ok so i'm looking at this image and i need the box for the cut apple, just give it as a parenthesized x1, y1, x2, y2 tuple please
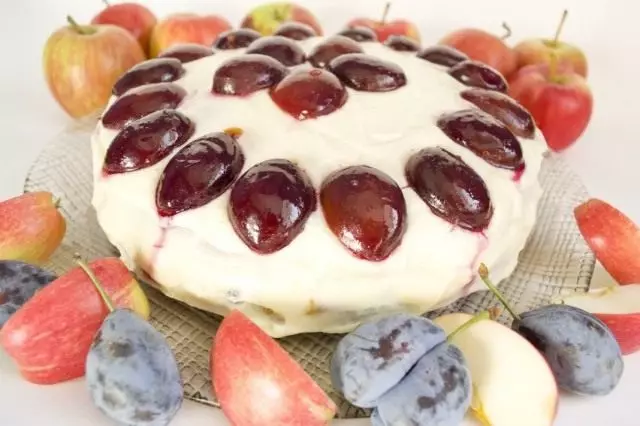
(434, 313, 558, 426)
(574, 198, 640, 285)
(211, 310, 336, 426)
(558, 285, 640, 355)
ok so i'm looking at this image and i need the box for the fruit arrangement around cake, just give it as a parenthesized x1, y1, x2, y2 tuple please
(2, 1, 637, 425)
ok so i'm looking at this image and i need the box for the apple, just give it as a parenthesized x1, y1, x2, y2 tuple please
(0, 192, 65, 266)
(558, 285, 640, 355)
(0, 257, 150, 384)
(574, 198, 640, 285)
(91, 0, 157, 56)
(211, 310, 336, 425)
(439, 23, 516, 79)
(43, 16, 145, 119)
(508, 61, 592, 151)
(345, 3, 419, 43)
(240, 2, 323, 36)
(513, 10, 588, 78)
(435, 313, 558, 426)
(149, 13, 232, 58)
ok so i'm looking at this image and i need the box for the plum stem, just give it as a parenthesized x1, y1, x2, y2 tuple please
(74, 254, 115, 312)
(552, 10, 569, 45)
(446, 310, 490, 342)
(66, 15, 93, 35)
(52, 196, 61, 209)
(381, 2, 391, 24)
(501, 22, 512, 40)
(478, 263, 521, 321)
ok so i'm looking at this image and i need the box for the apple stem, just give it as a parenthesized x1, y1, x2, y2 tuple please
(500, 22, 512, 40)
(74, 254, 115, 313)
(478, 263, 521, 321)
(66, 15, 91, 35)
(102, 0, 111, 6)
(552, 9, 569, 45)
(381, 2, 391, 25)
(446, 310, 490, 342)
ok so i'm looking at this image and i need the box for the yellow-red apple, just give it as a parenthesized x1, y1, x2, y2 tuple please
(240, 2, 323, 36)
(346, 3, 419, 43)
(212, 310, 336, 425)
(508, 62, 592, 151)
(559, 285, 640, 356)
(0, 257, 149, 384)
(574, 198, 640, 285)
(439, 24, 516, 79)
(435, 313, 558, 425)
(91, 1, 157, 56)
(513, 10, 588, 78)
(149, 13, 232, 57)
(0, 192, 65, 265)
(43, 16, 145, 119)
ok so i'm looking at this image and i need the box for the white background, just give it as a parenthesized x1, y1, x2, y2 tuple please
(0, 0, 637, 424)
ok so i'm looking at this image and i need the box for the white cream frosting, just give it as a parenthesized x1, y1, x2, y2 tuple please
(90, 37, 548, 337)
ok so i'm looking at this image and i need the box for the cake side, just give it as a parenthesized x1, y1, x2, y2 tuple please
(90, 36, 548, 337)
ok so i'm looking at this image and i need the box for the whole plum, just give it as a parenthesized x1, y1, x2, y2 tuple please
(0, 260, 56, 327)
(330, 313, 446, 408)
(86, 309, 183, 426)
(514, 304, 624, 396)
(372, 344, 472, 426)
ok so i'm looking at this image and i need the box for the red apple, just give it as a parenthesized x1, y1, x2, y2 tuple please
(439, 23, 516, 79)
(513, 10, 588, 78)
(574, 198, 640, 286)
(346, 3, 420, 43)
(240, 2, 323, 36)
(0, 258, 150, 384)
(43, 16, 145, 119)
(91, 0, 157, 56)
(0, 192, 66, 266)
(559, 285, 640, 355)
(149, 13, 232, 58)
(508, 61, 592, 151)
(211, 310, 336, 425)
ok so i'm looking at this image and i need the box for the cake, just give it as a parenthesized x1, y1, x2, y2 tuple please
(90, 27, 548, 337)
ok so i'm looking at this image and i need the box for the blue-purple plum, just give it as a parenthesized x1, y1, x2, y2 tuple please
(330, 313, 446, 408)
(513, 304, 624, 396)
(0, 260, 56, 327)
(372, 344, 471, 426)
(86, 309, 183, 426)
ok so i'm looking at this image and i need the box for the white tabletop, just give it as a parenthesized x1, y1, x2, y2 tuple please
(1, 0, 638, 424)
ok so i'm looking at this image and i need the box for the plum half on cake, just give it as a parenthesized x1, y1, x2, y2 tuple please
(90, 29, 548, 337)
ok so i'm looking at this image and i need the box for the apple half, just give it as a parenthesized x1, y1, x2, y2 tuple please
(558, 285, 640, 355)
(211, 310, 336, 426)
(574, 198, 640, 285)
(434, 313, 558, 426)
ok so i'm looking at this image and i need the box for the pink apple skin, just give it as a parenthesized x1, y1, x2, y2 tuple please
(440, 28, 517, 79)
(0, 258, 149, 384)
(150, 13, 232, 57)
(514, 39, 588, 78)
(347, 18, 420, 43)
(91, 2, 157, 55)
(574, 198, 640, 285)
(212, 310, 336, 426)
(595, 313, 640, 355)
(508, 63, 592, 152)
